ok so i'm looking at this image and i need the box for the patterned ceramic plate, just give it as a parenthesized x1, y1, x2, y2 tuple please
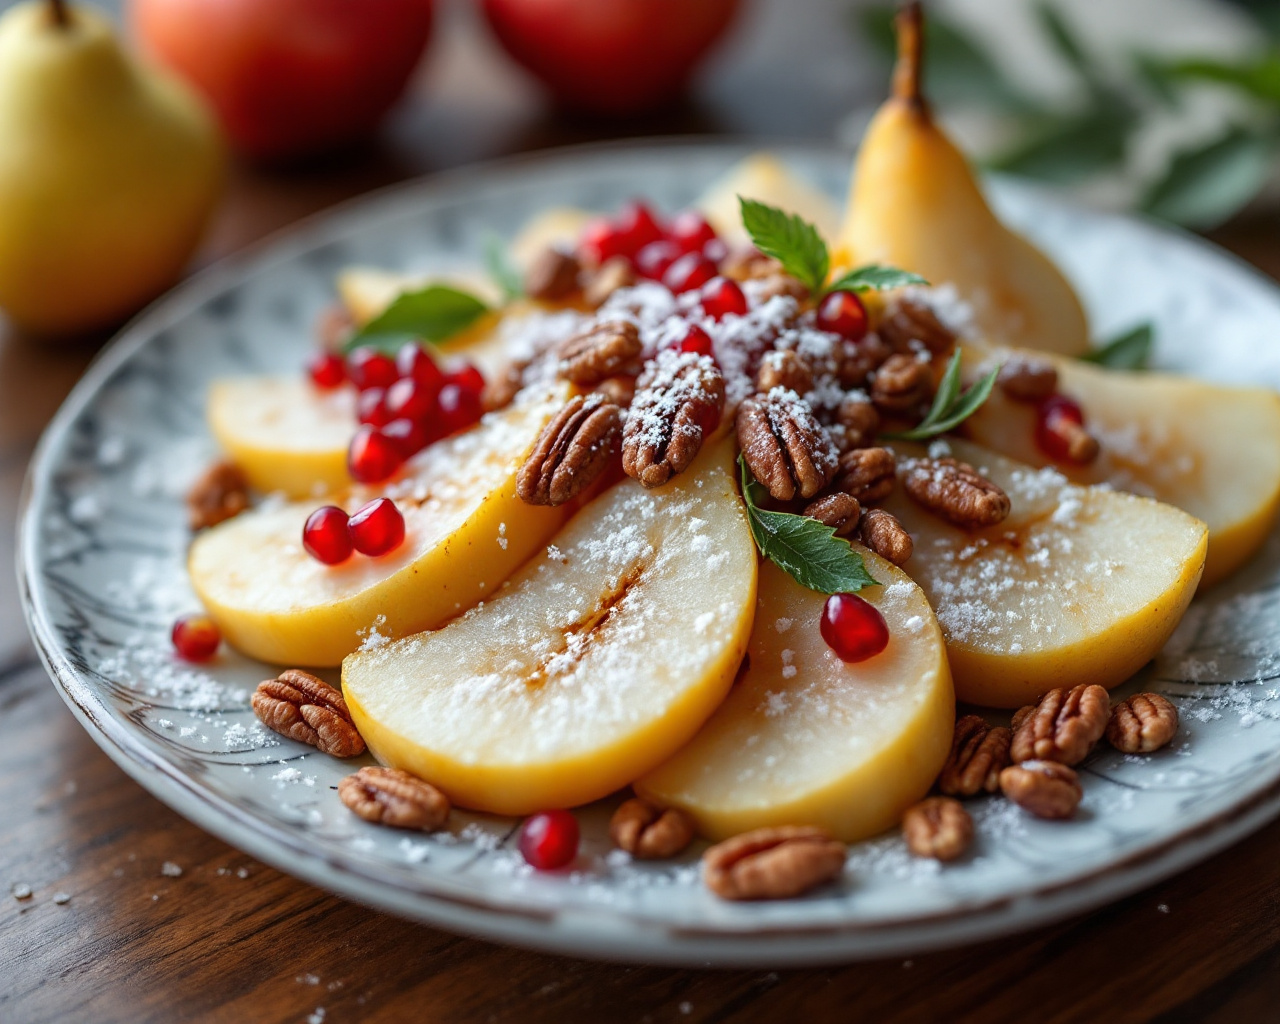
(20, 142, 1280, 967)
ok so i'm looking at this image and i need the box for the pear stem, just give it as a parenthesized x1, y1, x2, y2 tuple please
(892, 1, 928, 113)
(48, 0, 69, 28)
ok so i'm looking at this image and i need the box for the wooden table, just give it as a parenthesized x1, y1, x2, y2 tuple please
(5, 5, 1280, 1021)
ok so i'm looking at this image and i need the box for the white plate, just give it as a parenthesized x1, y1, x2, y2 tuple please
(20, 141, 1280, 966)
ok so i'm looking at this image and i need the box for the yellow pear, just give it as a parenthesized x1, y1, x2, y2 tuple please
(0, 0, 222, 335)
(837, 4, 1089, 357)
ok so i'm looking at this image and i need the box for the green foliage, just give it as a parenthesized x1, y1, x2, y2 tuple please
(738, 197, 830, 293)
(1082, 322, 1154, 369)
(346, 284, 490, 353)
(884, 351, 1000, 441)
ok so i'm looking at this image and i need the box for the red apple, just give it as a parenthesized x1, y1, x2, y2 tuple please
(129, 0, 434, 161)
(480, 0, 740, 116)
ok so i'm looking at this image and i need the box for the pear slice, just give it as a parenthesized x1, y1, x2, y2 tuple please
(836, 6, 1089, 356)
(341, 438, 758, 815)
(883, 439, 1207, 708)
(190, 385, 573, 667)
(963, 347, 1280, 588)
(697, 152, 844, 247)
(637, 557, 953, 843)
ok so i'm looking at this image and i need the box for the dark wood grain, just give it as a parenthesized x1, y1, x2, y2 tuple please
(5, 4, 1280, 1021)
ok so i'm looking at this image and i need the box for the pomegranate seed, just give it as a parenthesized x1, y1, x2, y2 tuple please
(615, 200, 665, 257)
(385, 378, 437, 422)
(308, 351, 346, 389)
(663, 252, 718, 295)
(676, 324, 715, 359)
(396, 343, 444, 390)
(635, 240, 681, 280)
(519, 810, 579, 870)
(382, 417, 435, 457)
(1035, 395, 1096, 463)
(703, 237, 730, 265)
(820, 593, 889, 663)
(303, 505, 354, 564)
(348, 497, 405, 557)
(357, 387, 391, 427)
(347, 348, 398, 391)
(668, 209, 717, 254)
(447, 362, 486, 398)
(578, 217, 629, 266)
(171, 615, 221, 662)
(815, 290, 870, 343)
(348, 425, 405, 483)
(438, 383, 483, 435)
(700, 276, 748, 320)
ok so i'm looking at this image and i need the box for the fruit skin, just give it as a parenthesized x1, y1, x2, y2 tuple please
(0, 1, 222, 336)
(129, 0, 433, 161)
(480, 0, 740, 116)
(171, 614, 221, 661)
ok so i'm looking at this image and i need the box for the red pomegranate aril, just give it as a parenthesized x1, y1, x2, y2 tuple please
(676, 324, 715, 359)
(1035, 395, 1088, 462)
(346, 348, 399, 391)
(578, 217, 628, 267)
(668, 209, 717, 254)
(307, 351, 346, 389)
(702, 237, 730, 265)
(701, 276, 748, 320)
(635, 240, 681, 280)
(438, 383, 483, 435)
(357, 387, 391, 427)
(820, 593, 890, 663)
(382, 417, 434, 457)
(303, 505, 354, 565)
(348, 425, 405, 484)
(815, 290, 870, 343)
(171, 614, 221, 662)
(447, 362, 486, 398)
(396, 343, 444, 390)
(385, 378, 437, 422)
(519, 810, 579, 870)
(615, 200, 665, 257)
(663, 252, 718, 295)
(348, 497, 405, 557)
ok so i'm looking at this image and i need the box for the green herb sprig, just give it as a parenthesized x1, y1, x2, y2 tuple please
(884, 350, 1000, 441)
(1081, 322, 1154, 370)
(344, 284, 490, 354)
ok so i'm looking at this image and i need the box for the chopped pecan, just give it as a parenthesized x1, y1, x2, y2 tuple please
(938, 715, 1011, 797)
(251, 670, 365, 757)
(187, 460, 250, 530)
(835, 334, 892, 389)
(482, 358, 530, 412)
(517, 394, 622, 506)
(525, 247, 582, 301)
(903, 797, 972, 861)
(610, 797, 695, 859)
(856, 508, 913, 565)
(871, 353, 933, 415)
(997, 356, 1058, 402)
(583, 256, 636, 308)
(833, 446, 896, 504)
(1107, 693, 1178, 753)
(834, 394, 880, 451)
(878, 296, 956, 357)
(756, 349, 814, 397)
(901, 457, 1011, 529)
(338, 766, 450, 831)
(737, 389, 839, 501)
(720, 246, 781, 282)
(315, 303, 354, 351)
(594, 375, 637, 408)
(804, 492, 861, 536)
(1011, 684, 1110, 766)
(622, 350, 725, 488)
(1000, 760, 1082, 819)
(556, 320, 642, 384)
(752, 274, 809, 303)
(703, 826, 846, 901)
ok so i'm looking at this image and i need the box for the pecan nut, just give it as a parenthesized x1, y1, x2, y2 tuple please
(900, 457, 1011, 529)
(622, 350, 725, 488)
(902, 796, 973, 861)
(556, 320, 642, 384)
(997, 356, 1058, 402)
(517, 394, 622, 506)
(937, 715, 1011, 797)
(482, 358, 530, 413)
(834, 395, 880, 451)
(703, 826, 846, 901)
(1011, 684, 1110, 766)
(609, 797, 695, 859)
(594, 375, 636, 408)
(752, 273, 809, 303)
(1107, 693, 1179, 754)
(835, 334, 893, 389)
(871, 353, 933, 415)
(833, 446, 896, 505)
(524, 247, 582, 301)
(755, 349, 814, 397)
(187, 460, 250, 530)
(804, 492, 861, 536)
(720, 246, 782, 282)
(338, 766, 450, 831)
(877, 296, 956, 357)
(856, 508, 913, 565)
(737, 389, 839, 501)
(251, 670, 365, 757)
(583, 256, 636, 308)
(1000, 760, 1082, 819)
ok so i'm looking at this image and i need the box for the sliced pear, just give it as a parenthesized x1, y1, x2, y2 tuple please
(836, 7, 1089, 356)
(190, 385, 573, 667)
(964, 347, 1280, 587)
(697, 152, 844, 247)
(884, 439, 1207, 708)
(341, 438, 758, 816)
(637, 556, 953, 843)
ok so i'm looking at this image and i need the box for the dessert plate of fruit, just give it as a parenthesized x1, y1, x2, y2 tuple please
(21, 7, 1280, 965)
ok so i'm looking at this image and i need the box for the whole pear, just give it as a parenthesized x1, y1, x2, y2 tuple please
(0, 0, 222, 336)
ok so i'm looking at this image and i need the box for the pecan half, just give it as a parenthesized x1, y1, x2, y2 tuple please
(1107, 693, 1179, 754)
(938, 715, 1011, 796)
(720, 246, 781, 282)
(583, 256, 636, 308)
(804, 492, 861, 536)
(835, 395, 880, 451)
(753, 274, 809, 303)
(481, 358, 530, 413)
(833, 446, 896, 504)
(517, 394, 622, 506)
(338, 766, 450, 831)
(187, 460, 250, 530)
(878, 296, 956, 357)
(610, 797, 695, 859)
(903, 797, 972, 861)
(901, 457, 1011, 529)
(251, 670, 365, 757)
(594, 375, 637, 408)
(836, 334, 893, 389)
(856, 508, 913, 565)
(756, 349, 814, 397)
(556, 320, 642, 384)
(997, 356, 1058, 402)
(1011, 684, 1110, 766)
(1000, 761, 1082, 819)
(871, 353, 933, 415)
(622, 350, 725, 488)
(738, 389, 839, 501)
(703, 826, 846, 901)
(525, 247, 582, 301)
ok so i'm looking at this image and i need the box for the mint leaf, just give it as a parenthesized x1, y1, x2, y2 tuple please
(826, 265, 927, 294)
(738, 456, 878, 595)
(1082, 322, 1154, 369)
(484, 233, 524, 302)
(1140, 129, 1275, 230)
(739, 196, 829, 293)
(346, 284, 489, 353)
(885, 350, 1000, 441)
